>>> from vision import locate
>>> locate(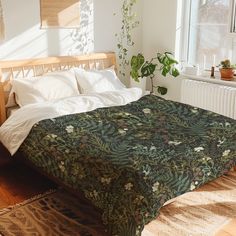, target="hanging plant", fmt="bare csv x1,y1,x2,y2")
116,0,139,78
